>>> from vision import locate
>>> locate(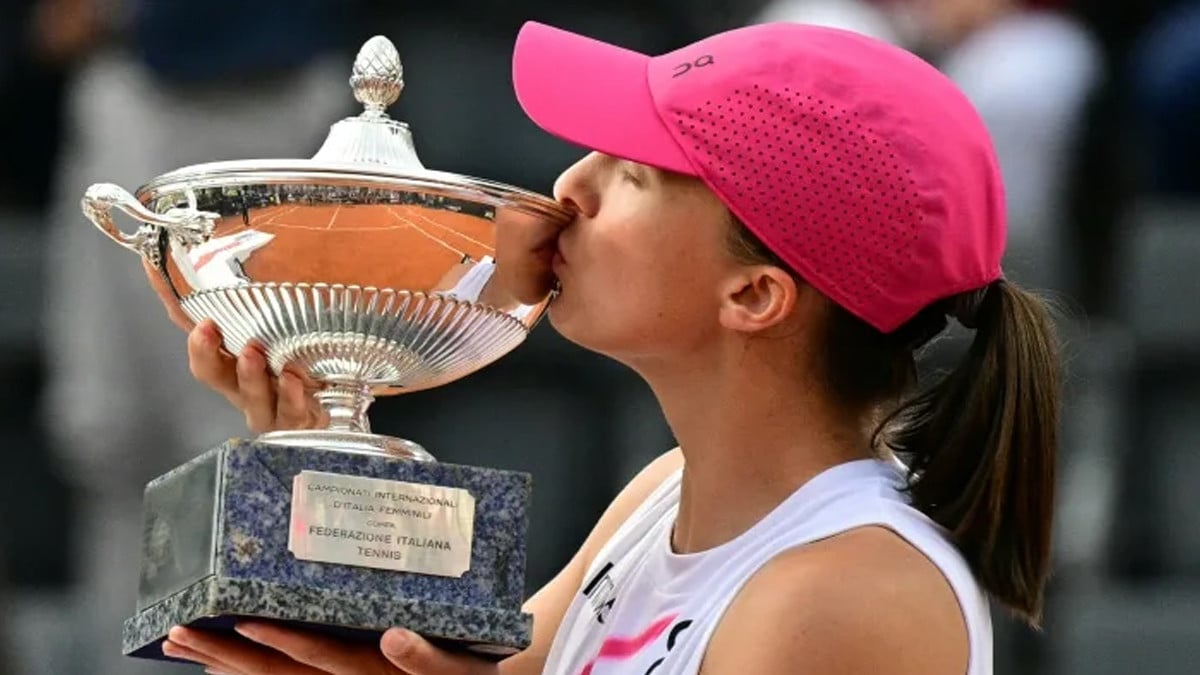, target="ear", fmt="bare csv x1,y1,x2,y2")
717,266,798,333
